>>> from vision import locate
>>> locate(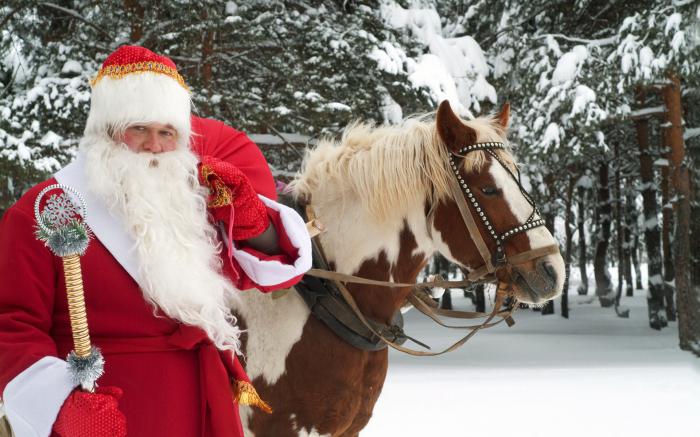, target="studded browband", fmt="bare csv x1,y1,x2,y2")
447,141,547,270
